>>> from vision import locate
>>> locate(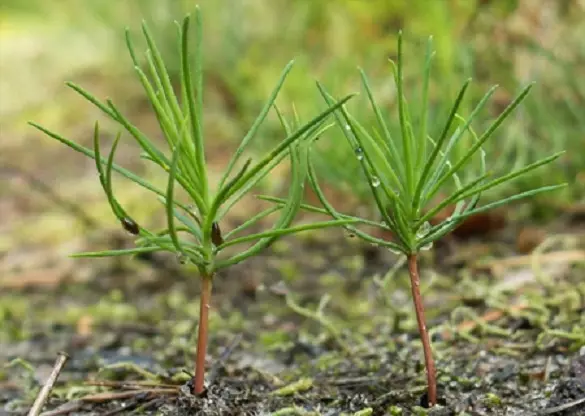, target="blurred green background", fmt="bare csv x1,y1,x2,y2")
1,0,584,250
